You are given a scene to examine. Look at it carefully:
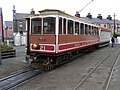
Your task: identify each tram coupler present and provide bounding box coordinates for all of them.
[26,55,36,65]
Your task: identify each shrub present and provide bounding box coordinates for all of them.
[113,33,120,38]
[0,43,13,51]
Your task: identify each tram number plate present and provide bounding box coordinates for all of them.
[40,45,45,50]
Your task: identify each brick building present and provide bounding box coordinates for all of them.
[4,21,14,45]
[13,5,30,46]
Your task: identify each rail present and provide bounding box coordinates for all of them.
[73,47,120,90]
[0,69,42,90]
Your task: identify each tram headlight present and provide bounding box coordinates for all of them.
[32,44,39,49]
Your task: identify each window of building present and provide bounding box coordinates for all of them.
[68,20,73,34]
[43,17,56,34]
[31,18,42,34]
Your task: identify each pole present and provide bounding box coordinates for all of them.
[1,8,4,42]
[114,13,116,35]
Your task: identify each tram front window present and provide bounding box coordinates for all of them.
[43,17,55,34]
[31,18,42,34]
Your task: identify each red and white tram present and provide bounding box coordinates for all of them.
[26,9,111,70]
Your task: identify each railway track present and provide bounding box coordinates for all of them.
[73,47,120,90]
[0,69,42,90]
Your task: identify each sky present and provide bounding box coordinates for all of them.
[0,0,120,21]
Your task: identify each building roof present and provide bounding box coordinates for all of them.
[15,13,30,20]
[81,17,120,25]
[4,21,13,28]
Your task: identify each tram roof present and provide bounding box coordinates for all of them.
[26,9,96,26]
[40,9,94,23]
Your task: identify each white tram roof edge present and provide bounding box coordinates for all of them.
[25,9,98,27]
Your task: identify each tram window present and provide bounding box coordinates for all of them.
[85,24,88,35]
[43,17,55,34]
[93,27,95,35]
[95,28,98,35]
[80,23,84,34]
[63,18,66,34]
[91,26,94,35]
[93,28,95,35]
[97,28,99,35]
[59,17,62,34]
[68,20,73,34]
[94,27,97,35]
[89,25,91,35]
[75,22,79,35]
[31,18,42,34]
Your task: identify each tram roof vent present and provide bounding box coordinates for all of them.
[30,8,35,15]
[97,14,102,20]
[107,15,112,20]
[75,11,80,18]
[86,13,92,19]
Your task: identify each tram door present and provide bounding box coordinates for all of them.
[26,18,30,55]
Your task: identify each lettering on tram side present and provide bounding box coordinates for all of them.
[75,43,80,47]
[38,38,46,42]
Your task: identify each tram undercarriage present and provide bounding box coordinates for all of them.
[26,45,98,70]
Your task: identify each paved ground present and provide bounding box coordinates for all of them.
[0,46,29,77]
[1,45,120,90]
[15,45,120,90]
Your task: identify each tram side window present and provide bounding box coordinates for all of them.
[93,27,96,35]
[31,18,42,34]
[89,25,91,35]
[43,17,55,34]
[94,27,97,35]
[63,18,66,34]
[85,24,88,35]
[59,17,62,34]
[91,26,94,35]
[75,22,79,35]
[68,20,73,34]
[97,28,99,35]
[80,23,84,34]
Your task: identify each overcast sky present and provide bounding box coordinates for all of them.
[0,0,120,21]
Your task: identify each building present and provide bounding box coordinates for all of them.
[82,13,120,35]
[4,21,14,45]
[0,7,3,43]
[13,5,30,46]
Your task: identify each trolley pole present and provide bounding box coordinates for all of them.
[78,0,94,13]
[75,0,94,17]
